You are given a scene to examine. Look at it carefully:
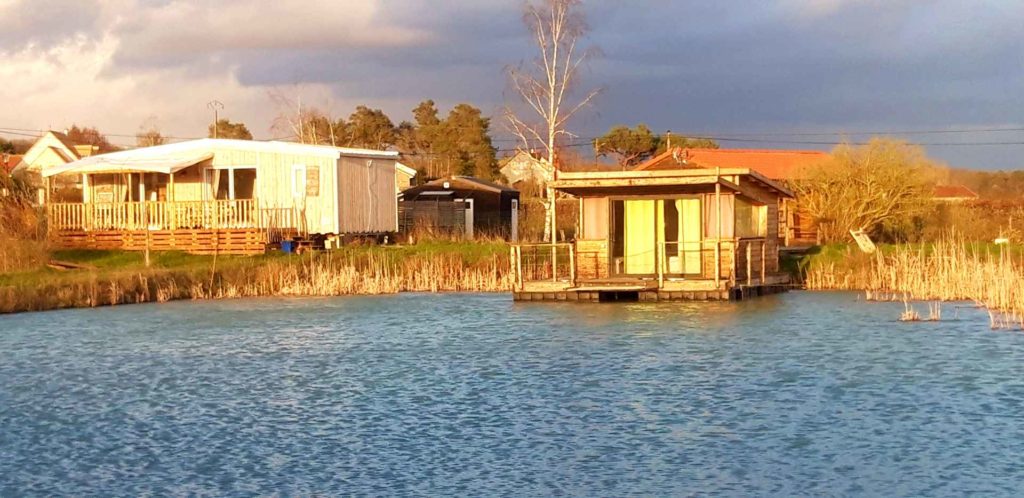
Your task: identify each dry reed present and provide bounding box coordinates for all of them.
[0,244,513,314]
[805,237,1024,328]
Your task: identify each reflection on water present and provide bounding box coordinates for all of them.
[2,292,1023,495]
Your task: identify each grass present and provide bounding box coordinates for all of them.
[0,241,514,314]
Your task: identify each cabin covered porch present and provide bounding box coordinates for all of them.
[42,152,299,254]
[510,168,793,301]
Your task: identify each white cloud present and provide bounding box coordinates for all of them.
[111,0,434,67]
[0,0,448,141]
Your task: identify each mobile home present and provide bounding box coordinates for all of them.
[43,139,399,253]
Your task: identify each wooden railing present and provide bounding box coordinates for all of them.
[510,242,575,290]
[735,237,768,285]
[47,200,302,233]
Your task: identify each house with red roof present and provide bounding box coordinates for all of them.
[1,154,22,175]
[932,185,979,202]
[636,148,831,246]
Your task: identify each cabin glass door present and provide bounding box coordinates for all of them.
[623,200,657,275]
[661,198,702,275]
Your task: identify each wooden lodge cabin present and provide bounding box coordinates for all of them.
[510,167,794,302]
[399,176,520,240]
[635,148,830,247]
[42,139,399,254]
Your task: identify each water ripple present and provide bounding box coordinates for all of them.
[1,292,1024,496]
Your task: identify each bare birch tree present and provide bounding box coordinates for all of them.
[505,0,599,242]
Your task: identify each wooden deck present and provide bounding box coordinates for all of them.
[510,241,790,302]
[51,228,274,255]
[46,200,305,255]
[513,275,789,302]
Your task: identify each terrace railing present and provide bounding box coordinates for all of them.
[47,200,302,233]
[510,242,575,290]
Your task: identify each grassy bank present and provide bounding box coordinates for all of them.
[799,240,1024,328]
[0,241,512,314]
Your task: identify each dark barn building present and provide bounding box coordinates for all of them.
[400,176,520,240]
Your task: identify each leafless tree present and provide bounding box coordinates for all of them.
[793,138,938,242]
[505,0,600,242]
[136,117,165,147]
[268,87,342,145]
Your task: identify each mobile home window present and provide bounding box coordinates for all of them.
[207,166,256,200]
[305,166,320,197]
[292,165,306,197]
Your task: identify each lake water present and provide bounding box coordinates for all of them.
[2,292,1024,496]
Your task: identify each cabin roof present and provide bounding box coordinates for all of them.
[43,138,398,177]
[407,176,518,194]
[396,162,417,177]
[551,168,795,200]
[635,148,830,181]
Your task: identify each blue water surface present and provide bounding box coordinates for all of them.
[1,292,1023,496]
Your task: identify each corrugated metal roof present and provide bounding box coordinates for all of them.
[42,138,399,177]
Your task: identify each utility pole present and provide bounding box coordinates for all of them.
[207,100,224,138]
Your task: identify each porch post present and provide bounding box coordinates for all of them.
[746,241,752,286]
[656,200,664,288]
[714,173,722,286]
[169,172,176,229]
[761,240,766,283]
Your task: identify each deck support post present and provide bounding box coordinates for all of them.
[510,246,518,290]
[746,241,752,286]
[516,245,524,291]
[551,243,557,283]
[761,240,766,284]
[569,242,576,287]
[714,177,722,288]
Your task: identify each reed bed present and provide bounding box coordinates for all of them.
[805,238,1024,328]
[0,243,513,314]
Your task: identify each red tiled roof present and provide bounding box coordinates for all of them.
[1,154,22,174]
[933,185,978,199]
[635,148,830,180]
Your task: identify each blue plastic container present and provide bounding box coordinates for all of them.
[281,241,295,253]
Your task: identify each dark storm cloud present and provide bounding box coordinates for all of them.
[4,0,1022,167]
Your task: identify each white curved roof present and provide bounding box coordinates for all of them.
[43,138,399,177]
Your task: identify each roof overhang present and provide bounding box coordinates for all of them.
[550,168,794,200]
[396,162,417,177]
[43,152,214,177]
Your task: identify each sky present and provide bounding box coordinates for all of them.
[1,0,1022,169]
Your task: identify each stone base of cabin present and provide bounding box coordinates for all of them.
[50,229,273,255]
[512,276,790,302]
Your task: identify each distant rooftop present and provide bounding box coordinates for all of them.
[636,148,831,181]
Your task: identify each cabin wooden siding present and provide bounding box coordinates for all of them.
[337,155,398,233]
[575,239,609,279]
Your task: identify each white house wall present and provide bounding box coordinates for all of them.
[211,147,339,235]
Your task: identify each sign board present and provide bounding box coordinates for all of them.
[305,166,320,197]
[850,229,877,253]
